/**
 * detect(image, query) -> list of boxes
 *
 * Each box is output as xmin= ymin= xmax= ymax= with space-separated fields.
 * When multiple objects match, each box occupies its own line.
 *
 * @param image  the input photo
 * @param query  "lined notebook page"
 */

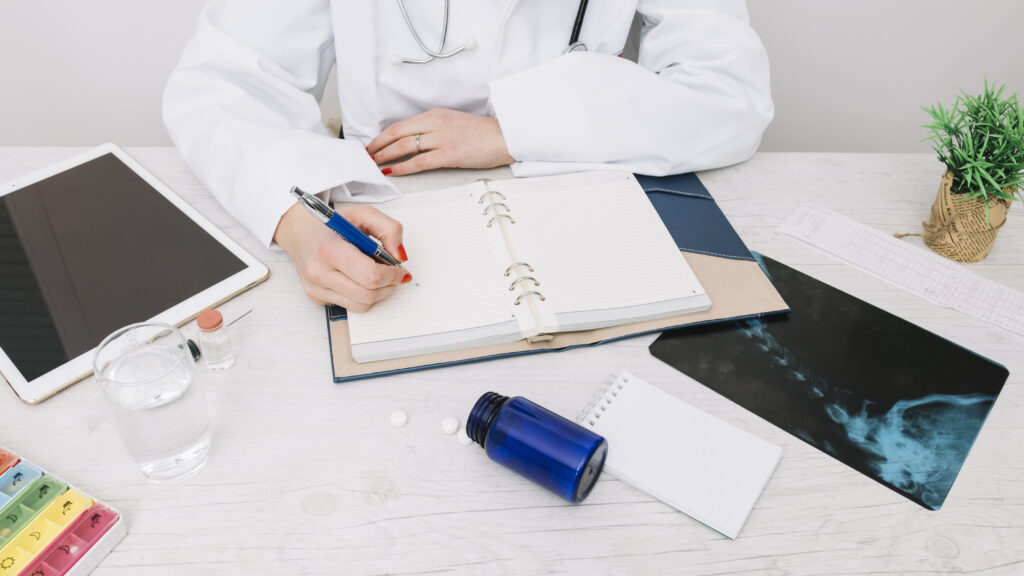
xmin=345 ymin=184 xmax=516 ymax=351
xmin=582 ymin=371 xmax=782 ymax=539
xmin=495 ymin=172 xmax=708 ymax=325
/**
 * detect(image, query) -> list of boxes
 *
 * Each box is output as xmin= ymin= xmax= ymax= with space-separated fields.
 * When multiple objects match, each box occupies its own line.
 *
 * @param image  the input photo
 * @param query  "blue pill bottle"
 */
xmin=466 ymin=392 xmax=608 ymax=502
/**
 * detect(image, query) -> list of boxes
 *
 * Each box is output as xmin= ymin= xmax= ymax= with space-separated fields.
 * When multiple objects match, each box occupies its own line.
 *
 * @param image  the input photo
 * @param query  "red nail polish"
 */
xmin=371 ymin=155 xmax=375 ymax=161
xmin=382 ymin=167 xmax=393 ymax=175
xmin=401 ymin=273 xmax=412 ymax=284
xmin=398 ymin=244 xmax=408 ymax=262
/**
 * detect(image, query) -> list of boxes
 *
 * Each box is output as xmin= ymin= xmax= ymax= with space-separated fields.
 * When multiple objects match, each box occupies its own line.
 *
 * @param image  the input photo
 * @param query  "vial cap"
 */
xmin=197 ymin=309 xmax=224 ymax=331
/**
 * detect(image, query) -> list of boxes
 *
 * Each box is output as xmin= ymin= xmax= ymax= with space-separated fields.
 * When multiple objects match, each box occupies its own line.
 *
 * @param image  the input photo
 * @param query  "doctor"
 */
xmin=164 ymin=0 xmax=773 ymax=312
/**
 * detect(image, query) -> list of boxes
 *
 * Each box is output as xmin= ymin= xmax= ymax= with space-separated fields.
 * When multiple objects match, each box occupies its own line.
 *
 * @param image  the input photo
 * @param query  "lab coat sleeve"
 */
xmin=163 ymin=0 xmax=396 ymax=248
xmin=489 ymin=0 xmax=773 ymax=177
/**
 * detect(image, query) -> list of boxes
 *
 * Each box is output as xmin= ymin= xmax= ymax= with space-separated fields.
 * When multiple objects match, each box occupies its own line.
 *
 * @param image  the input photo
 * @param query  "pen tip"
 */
xmin=289 ymin=186 xmax=303 ymax=198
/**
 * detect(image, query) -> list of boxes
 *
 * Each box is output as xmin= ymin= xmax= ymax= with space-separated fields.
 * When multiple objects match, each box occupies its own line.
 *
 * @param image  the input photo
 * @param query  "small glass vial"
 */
xmin=196 ymin=309 xmax=235 ymax=371
xmin=466 ymin=392 xmax=607 ymax=503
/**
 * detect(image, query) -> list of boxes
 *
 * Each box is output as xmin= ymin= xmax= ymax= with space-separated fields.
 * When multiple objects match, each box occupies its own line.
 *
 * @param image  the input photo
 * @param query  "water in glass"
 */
xmin=97 ymin=326 xmax=210 ymax=483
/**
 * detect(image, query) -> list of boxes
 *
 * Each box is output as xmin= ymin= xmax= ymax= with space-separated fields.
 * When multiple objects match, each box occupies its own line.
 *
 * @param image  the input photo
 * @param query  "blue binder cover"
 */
xmin=635 ymin=173 xmax=754 ymax=261
xmin=327 ymin=173 xmax=788 ymax=382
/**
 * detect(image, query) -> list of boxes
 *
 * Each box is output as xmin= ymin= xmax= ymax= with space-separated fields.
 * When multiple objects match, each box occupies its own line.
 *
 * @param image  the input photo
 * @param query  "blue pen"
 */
xmin=289 ymin=186 xmax=403 ymax=267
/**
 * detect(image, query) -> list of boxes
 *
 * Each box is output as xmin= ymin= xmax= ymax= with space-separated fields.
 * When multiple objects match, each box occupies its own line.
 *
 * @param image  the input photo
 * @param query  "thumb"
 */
xmin=339 ymin=205 xmax=407 ymax=262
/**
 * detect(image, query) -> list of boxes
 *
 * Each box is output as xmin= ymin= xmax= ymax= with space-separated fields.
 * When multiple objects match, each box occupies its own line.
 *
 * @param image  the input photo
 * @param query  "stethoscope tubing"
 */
xmin=569 ymin=0 xmax=589 ymax=45
xmin=396 ymin=0 xmax=466 ymax=63
xmin=396 ymin=0 xmax=589 ymax=64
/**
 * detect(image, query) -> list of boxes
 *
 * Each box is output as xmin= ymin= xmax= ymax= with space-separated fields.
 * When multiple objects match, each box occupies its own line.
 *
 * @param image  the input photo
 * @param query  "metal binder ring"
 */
xmin=504 ymin=262 xmax=535 ymax=277
xmin=508 ymin=276 xmax=540 ymax=292
xmin=486 ymin=214 xmax=515 ymax=228
xmin=514 ymin=291 xmax=546 ymax=306
xmin=477 ymin=190 xmax=506 ymax=204
xmin=482 ymin=202 xmax=511 ymax=216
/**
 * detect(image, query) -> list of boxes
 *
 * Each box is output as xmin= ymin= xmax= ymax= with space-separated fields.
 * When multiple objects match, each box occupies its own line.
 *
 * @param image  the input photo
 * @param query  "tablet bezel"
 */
xmin=0 ymin=143 xmax=269 ymax=404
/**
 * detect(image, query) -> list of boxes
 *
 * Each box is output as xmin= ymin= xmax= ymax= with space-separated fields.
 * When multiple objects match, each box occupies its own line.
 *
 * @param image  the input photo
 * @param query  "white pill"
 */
xmin=441 ymin=416 xmax=459 ymax=435
xmin=390 ymin=410 xmax=409 ymax=428
xmin=456 ymin=428 xmax=473 ymax=446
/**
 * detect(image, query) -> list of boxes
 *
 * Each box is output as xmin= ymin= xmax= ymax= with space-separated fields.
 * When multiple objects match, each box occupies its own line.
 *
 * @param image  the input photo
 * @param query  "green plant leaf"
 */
xmin=922 ymin=80 xmax=1024 ymax=207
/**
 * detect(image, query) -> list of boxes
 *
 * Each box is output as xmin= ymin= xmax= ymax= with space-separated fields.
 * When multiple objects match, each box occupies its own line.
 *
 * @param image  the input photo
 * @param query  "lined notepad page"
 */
xmin=582 ymin=371 xmax=782 ymax=539
xmin=346 ymin=184 xmax=516 ymax=351
xmin=497 ymin=172 xmax=709 ymax=326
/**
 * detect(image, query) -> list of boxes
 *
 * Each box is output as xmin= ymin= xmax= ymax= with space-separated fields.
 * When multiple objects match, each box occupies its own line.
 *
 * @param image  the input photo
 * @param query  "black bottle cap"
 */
xmin=186 ymin=339 xmax=201 ymax=361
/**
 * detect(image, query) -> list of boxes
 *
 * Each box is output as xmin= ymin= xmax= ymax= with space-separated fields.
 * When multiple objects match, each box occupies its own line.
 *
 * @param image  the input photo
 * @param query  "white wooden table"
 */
xmin=2 ymin=148 xmax=1022 ymax=575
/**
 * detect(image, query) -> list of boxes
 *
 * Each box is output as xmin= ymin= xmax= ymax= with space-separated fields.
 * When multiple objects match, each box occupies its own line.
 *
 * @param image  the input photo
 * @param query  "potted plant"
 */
xmin=921 ymin=81 xmax=1024 ymax=262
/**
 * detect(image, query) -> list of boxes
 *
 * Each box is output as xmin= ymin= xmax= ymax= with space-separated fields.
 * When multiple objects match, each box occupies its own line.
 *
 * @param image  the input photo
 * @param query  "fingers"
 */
xmin=319 ymin=235 xmax=407 ymax=290
xmin=372 ymin=134 xmax=426 ymax=166
xmin=366 ymin=109 xmax=439 ymax=155
xmin=302 ymin=240 xmax=409 ymax=311
xmin=304 ymin=267 xmax=400 ymax=311
xmin=385 ymin=150 xmax=447 ymax=176
xmin=338 ymin=205 xmax=407 ymax=260
xmin=280 ymin=203 xmax=412 ymax=311
xmin=369 ymin=109 xmax=514 ymax=174
xmin=303 ymin=282 xmax=395 ymax=313
xmin=365 ymin=125 xmax=408 ymax=157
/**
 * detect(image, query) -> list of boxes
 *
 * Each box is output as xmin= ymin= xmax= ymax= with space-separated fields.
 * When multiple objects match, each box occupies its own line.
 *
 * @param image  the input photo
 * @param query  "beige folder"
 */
xmin=329 ymin=252 xmax=788 ymax=381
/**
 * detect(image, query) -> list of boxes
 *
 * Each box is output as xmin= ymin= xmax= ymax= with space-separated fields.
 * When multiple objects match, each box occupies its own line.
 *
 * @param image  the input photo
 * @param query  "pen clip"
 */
xmin=290 ymin=186 xmax=334 ymax=221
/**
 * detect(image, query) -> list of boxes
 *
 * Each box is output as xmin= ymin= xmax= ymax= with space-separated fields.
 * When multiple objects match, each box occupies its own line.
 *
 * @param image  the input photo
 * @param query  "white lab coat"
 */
xmin=163 ymin=0 xmax=773 ymax=247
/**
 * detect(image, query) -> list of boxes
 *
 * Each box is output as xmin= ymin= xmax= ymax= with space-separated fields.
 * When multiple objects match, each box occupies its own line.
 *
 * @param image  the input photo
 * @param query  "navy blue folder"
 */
xmin=327 ymin=173 xmax=788 ymax=382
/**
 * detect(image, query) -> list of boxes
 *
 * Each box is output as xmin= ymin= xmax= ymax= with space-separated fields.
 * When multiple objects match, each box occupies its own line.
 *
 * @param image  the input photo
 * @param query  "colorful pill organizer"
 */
xmin=0 ymin=448 xmax=126 ymax=575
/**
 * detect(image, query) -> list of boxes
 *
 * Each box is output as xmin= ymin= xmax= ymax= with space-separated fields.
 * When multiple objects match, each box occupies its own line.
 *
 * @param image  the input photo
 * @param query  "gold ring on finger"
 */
xmin=415 ymin=133 xmax=422 ymax=153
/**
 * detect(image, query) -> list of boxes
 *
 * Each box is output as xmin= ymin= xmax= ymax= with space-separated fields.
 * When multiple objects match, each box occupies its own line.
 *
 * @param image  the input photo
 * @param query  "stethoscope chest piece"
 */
xmin=563 ymin=41 xmax=587 ymax=55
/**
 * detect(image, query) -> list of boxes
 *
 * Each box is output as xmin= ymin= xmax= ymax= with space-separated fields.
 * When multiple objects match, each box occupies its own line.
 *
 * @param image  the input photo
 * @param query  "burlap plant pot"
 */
xmin=922 ymin=169 xmax=1010 ymax=262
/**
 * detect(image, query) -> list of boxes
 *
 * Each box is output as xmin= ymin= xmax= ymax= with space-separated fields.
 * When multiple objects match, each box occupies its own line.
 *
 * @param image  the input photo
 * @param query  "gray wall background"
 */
xmin=1 ymin=1 xmax=1022 ymax=152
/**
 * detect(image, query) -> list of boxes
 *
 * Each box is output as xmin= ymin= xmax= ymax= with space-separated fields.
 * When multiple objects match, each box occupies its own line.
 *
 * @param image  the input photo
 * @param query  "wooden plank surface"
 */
xmin=1 ymin=148 xmax=1021 ymax=575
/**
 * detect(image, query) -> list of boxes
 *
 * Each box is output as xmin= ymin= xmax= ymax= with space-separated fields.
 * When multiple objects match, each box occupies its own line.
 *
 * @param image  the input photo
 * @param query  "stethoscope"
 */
xmin=392 ymin=0 xmax=590 ymax=65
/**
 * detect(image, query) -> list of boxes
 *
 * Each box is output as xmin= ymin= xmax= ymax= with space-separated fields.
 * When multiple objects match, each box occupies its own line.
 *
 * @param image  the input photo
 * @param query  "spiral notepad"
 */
xmin=580 ymin=371 xmax=782 ymax=538
xmin=345 ymin=172 xmax=711 ymax=363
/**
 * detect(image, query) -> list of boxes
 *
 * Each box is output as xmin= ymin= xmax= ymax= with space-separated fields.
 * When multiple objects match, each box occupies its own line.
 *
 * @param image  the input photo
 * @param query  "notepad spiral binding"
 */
xmin=577 ymin=373 xmax=629 ymax=427
xmin=477 ymin=181 xmax=547 ymax=310
xmin=504 ymin=262 xmax=545 ymax=306
xmin=477 ymin=187 xmax=515 ymax=228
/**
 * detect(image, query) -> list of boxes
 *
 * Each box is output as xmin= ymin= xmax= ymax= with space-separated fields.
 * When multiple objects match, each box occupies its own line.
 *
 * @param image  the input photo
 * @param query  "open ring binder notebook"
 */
xmin=326 ymin=171 xmax=790 ymax=381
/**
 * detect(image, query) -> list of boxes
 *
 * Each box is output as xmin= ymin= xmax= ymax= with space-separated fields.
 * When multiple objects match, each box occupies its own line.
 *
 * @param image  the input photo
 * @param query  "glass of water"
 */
xmin=94 ymin=322 xmax=210 ymax=484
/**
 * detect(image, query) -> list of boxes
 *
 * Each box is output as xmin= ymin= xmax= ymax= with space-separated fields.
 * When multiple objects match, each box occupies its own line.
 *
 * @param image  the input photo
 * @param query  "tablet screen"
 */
xmin=0 ymin=153 xmax=247 ymax=381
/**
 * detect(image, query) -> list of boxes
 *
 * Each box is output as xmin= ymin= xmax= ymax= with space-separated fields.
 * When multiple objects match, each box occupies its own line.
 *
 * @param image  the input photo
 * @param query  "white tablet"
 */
xmin=0 ymin=144 xmax=269 ymax=404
